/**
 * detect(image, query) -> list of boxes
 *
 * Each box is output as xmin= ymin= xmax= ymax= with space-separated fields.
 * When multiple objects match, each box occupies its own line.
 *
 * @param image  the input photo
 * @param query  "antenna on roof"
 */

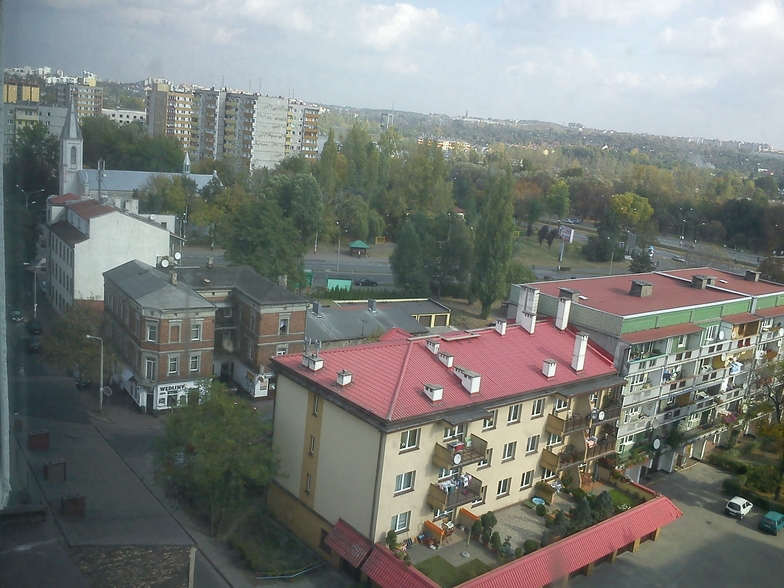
xmin=304 ymin=337 xmax=311 ymax=353
xmin=315 ymin=340 xmax=322 ymax=357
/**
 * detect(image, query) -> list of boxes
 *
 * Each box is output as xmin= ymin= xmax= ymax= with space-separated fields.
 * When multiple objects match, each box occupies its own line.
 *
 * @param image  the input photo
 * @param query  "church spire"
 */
xmin=59 ymin=95 xmax=83 ymax=195
xmin=61 ymin=95 xmax=83 ymax=141
xmin=183 ymin=151 xmax=191 ymax=174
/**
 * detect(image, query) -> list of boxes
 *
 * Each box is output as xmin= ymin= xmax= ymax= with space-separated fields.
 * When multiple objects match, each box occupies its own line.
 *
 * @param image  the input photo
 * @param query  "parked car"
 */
xmin=27 ymin=337 xmax=42 ymax=353
xmin=27 ymin=319 xmax=43 ymax=334
xmin=672 ymin=255 xmax=686 ymax=263
xmin=9 ymin=310 xmax=23 ymax=323
xmin=725 ymin=496 xmax=753 ymax=519
xmin=758 ymin=511 xmax=784 ymax=535
xmin=566 ymin=218 xmax=582 ymax=224
xmin=354 ymin=277 xmax=378 ymax=287
xmin=75 ymin=375 xmax=91 ymax=389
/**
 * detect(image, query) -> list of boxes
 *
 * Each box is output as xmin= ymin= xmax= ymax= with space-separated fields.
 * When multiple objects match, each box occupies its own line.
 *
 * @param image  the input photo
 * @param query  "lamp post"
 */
xmin=608 ymin=237 xmax=615 ymax=276
xmin=16 ymin=185 xmax=45 ymax=211
xmin=86 ymin=335 xmax=104 ymax=413
xmin=22 ymin=263 xmax=37 ymax=319
xmin=336 ymin=221 xmax=341 ymax=274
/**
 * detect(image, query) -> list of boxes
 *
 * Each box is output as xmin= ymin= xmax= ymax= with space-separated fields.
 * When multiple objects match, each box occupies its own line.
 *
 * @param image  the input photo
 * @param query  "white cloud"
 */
xmin=551 ymin=0 xmax=685 ymax=24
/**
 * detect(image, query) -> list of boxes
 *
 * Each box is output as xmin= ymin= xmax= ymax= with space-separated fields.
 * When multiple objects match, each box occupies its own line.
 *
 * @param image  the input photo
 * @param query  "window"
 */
xmin=309 ymin=435 xmax=316 ymax=455
xmin=146 ymin=322 xmax=158 ymax=342
xmin=521 ymin=470 xmax=534 ymax=489
xmin=483 ymin=410 xmax=497 ymax=430
xmin=676 ymin=334 xmax=687 ymax=348
xmin=496 ymin=477 xmax=511 ymax=497
xmin=276 ymin=344 xmax=288 ymax=356
xmin=478 ymin=448 xmax=492 ymax=468
xmin=170 ymin=324 xmax=181 ymax=343
xmin=705 ymin=325 xmax=718 ymax=342
xmin=541 ymin=468 xmax=556 ymax=480
xmin=433 ymin=507 xmax=455 ymax=520
xmin=70 ymin=146 xmax=76 ymax=165
xmin=623 ymin=406 xmax=640 ymax=423
xmin=145 ymin=358 xmax=156 ymax=381
xmin=526 ymin=435 xmax=540 ymax=454
xmin=305 ymin=473 xmax=312 ymax=494
xmin=630 ymin=373 xmax=646 ymax=385
xmin=555 ymin=398 xmax=569 ymax=411
xmin=248 ymin=341 xmax=254 ymax=361
xmin=312 ymin=394 xmax=320 ymax=416
xmin=394 ymin=471 xmax=415 ymax=494
xmin=279 ymin=315 xmax=290 ymax=334
xmin=443 ymin=424 xmax=465 ymax=441
xmin=400 ymin=428 xmax=420 ymax=451
xmin=391 ymin=511 xmax=410 ymax=533
xmin=191 ymin=322 xmax=202 ymax=341
xmin=438 ymin=466 xmax=460 ymax=480
xmin=168 ymin=356 xmax=179 ymax=375
xmin=223 ymin=307 xmax=233 ymax=318
xmin=502 ymin=441 xmax=517 ymax=461
xmin=473 ymin=485 xmax=488 ymax=505
xmin=547 ymin=432 xmax=563 ymax=447
xmin=531 ymin=398 xmax=545 ymax=417
xmin=507 ymin=404 xmax=522 ymax=424
xmin=190 ymin=354 xmax=200 ymax=372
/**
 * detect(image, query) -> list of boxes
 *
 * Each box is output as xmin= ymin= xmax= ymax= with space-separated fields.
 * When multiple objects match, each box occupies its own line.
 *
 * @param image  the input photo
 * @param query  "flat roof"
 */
xmin=721 ymin=312 xmax=760 ymax=325
xmin=755 ymin=305 xmax=784 ymax=319
xmin=622 ymin=323 xmax=704 ymax=345
xmin=664 ymin=267 xmax=784 ymax=297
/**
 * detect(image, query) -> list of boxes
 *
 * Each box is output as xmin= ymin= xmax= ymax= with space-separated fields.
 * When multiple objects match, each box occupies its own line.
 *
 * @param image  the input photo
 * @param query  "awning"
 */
xmin=442 ymin=406 xmax=492 ymax=426
xmin=554 ymin=375 xmax=627 ymax=398
xmin=721 ymin=312 xmax=760 ymax=325
xmin=755 ymin=305 xmax=784 ymax=319
xmin=622 ymin=323 xmax=704 ymax=345
xmin=323 ymin=519 xmax=372 ymax=568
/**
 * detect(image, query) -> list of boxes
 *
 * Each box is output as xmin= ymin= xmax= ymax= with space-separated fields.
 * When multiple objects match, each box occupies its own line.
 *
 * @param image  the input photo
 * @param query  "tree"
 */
xmin=759 ymin=256 xmax=784 ymax=284
xmin=754 ymin=358 xmax=784 ymax=425
xmin=153 ymin=381 xmax=280 ymax=537
xmin=423 ymin=213 xmax=472 ymax=297
xmin=545 ymin=180 xmax=571 ymax=219
xmin=755 ymin=421 xmax=784 ymax=502
xmin=5 ymin=121 xmax=59 ymax=202
xmin=266 ymin=174 xmax=323 ymax=244
xmin=609 ymin=192 xmax=654 ymax=231
xmin=472 ymin=166 xmax=515 ymax=318
xmin=389 ymin=222 xmax=429 ymax=296
xmin=537 ymin=225 xmax=549 ymax=246
xmin=567 ymin=497 xmax=594 ymax=534
xmin=139 ymin=175 xmax=196 ymax=215
xmin=316 ymin=129 xmax=338 ymax=199
xmin=628 ymin=250 xmax=655 ymax=273
xmin=221 ymin=199 xmax=306 ymax=287
xmin=592 ymin=490 xmax=614 ymax=522
xmin=42 ymin=302 xmax=105 ymax=381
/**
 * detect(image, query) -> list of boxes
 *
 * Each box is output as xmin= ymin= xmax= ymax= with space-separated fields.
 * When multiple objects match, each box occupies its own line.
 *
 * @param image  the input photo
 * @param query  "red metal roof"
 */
xmin=378 ymin=327 xmax=412 ymax=342
xmin=755 ymin=305 xmax=784 ymax=319
xmin=66 ymin=199 xmax=116 ymax=219
xmin=324 ymin=519 xmax=372 ymax=568
xmin=457 ymin=495 xmax=682 ymax=588
xmin=361 ymin=543 xmax=439 ymax=588
xmin=273 ymin=321 xmax=617 ymax=423
xmin=48 ymin=193 xmax=80 ymax=204
xmin=721 ymin=312 xmax=760 ymax=325
xmin=622 ymin=323 xmax=704 ymax=344
xmin=664 ymin=267 xmax=784 ymax=296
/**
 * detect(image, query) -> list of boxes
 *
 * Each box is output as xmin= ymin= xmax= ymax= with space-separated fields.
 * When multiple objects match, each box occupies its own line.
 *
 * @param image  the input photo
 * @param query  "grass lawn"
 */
xmin=511 ymin=234 xmax=610 ymax=273
xmin=416 ymin=556 xmax=493 ymax=588
xmin=609 ymin=488 xmax=642 ymax=511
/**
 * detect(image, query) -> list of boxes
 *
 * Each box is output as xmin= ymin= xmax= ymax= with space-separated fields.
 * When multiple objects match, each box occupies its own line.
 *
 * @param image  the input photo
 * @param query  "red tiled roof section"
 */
xmin=273 ymin=321 xmax=617 ymax=423
xmin=535 ymin=271 xmax=744 ymax=316
xmin=457 ymin=495 xmax=683 ymax=588
xmin=67 ymin=199 xmax=116 ymax=219
xmin=48 ymin=193 xmax=80 ymax=204
xmin=361 ymin=543 xmax=439 ymax=588
xmin=721 ymin=312 xmax=760 ymax=325
xmin=622 ymin=323 xmax=703 ymax=344
xmin=324 ymin=519 xmax=372 ymax=568
xmin=378 ymin=327 xmax=412 ymax=342
xmin=755 ymin=305 xmax=784 ymax=319
xmin=664 ymin=267 xmax=784 ymax=296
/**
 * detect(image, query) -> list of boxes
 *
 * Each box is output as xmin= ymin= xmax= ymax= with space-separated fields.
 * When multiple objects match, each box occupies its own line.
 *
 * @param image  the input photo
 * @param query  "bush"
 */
xmin=746 ymin=465 xmax=779 ymax=494
xmin=490 ymin=531 xmax=502 ymax=552
xmin=480 ymin=511 xmax=497 ymax=532
xmin=570 ymin=487 xmax=587 ymax=501
xmin=722 ymin=476 xmax=744 ymax=496
xmin=385 ymin=530 xmax=398 ymax=551
xmin=708 ymin=452 xmax=749 ymax=475
xmin=535 ymin=503 xmax=547 ymax=517
xmin=523 ymin=539 xmax=539 ymax=555
xmin=515 ymin=546 xmax=524 ymax=559
xmin=471 ymin=520 xmax=483 ymax=539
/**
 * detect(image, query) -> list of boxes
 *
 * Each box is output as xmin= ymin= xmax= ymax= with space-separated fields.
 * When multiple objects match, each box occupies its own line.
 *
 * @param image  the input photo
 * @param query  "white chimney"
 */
xmin=337 ymin=369 xmax=352 ymax=387
xmin=455 ymin=366 xmax=481 ymax=394
xmin=517 ymin=310 xmax=536 ymax=334
xmin=438 ymin=351 xmax=454 ymax=368
xmin=571 ymin=332 xmax=589 ymax=372
xmin=555 ymin=298 xmax=572 ymax=331
xmin=519 ymin=285 xmax=540 ymax=315
xmin=301 ymin=352 xmax=324 ymax=372
xmin=543 ymin=359 xmax=557 ymax=378
xmin=426 ymin=339 xmax=440 ymax=355
xmin=423 ymin=383 xmax=443 ymax=402
xmin=495 ymin=320 xmax=507 ymax=336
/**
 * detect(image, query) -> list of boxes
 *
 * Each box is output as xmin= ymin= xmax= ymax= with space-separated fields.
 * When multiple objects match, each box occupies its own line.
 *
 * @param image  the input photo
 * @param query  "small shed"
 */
xmin=348 ymin=240 xmax=370 ymax=258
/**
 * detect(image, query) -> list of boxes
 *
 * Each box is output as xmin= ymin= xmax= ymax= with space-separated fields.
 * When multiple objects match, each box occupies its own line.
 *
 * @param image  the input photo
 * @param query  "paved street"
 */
xmin=571 ymin=463 xmax=783 ymax=588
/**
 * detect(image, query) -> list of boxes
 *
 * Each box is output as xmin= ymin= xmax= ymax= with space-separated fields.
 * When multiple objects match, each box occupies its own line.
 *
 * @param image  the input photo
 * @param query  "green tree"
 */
xmin=266 ymin=174 xmax=323 ymax=244
xmin=567 ymin=497 xmax=594 ymax=534
xmin=628 ymin=250 xmax=655 ymax=273
xmin=754 ymin=358 xmax=784 ymax=425
xmin=545 ymin=179 xmax=571 ymax=219
xmin=5 ymin=122 xmax=59 ymax=201
xmin=592 ymin=491 xmax=614 ymax=522
xmin=758 ymin=256 xmax=784 ymax=284
xmin=389 ymin=221 xmax=429 ymax=296
xmin=221 ymin=199 xmax=306 ymax=287
xmin=153 ymin=381 xmax=280 ymax=537
xmin=609 ymin=192 xmax=654 ymax=231
xmin=42 ymin=303 xmax=106 ymax=381
xmin=472 ymin=167 xmax=515 ymax=318
xmin=316 ymin=129 xmax=338 ymax=199
xmin=422 ymin=213 xmax=472 ymax=297
xmin=755 ymin=422 xmax=784 ymax=501
xmin=140 ymin=175 xmax=197 ymax=214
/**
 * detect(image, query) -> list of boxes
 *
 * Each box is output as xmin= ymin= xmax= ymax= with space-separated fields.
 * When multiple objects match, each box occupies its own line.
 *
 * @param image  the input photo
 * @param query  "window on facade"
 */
xmin=526 ymin=435 xmax=540 ymax=454
xmin=547 ymin=432 xmax=563 ymax=447
xmin=433 ymin=506 xmax=455 ymax=520
xmin=276 ymin=344 xmax=288 ymax=356
xmin=223 ymin=307 xmax=233 ymax=318
xmin=309 ymin=435 xmax=316 ymax=455
xmin=623 ymin=406 xmax=641 ymax=423
xmin=473 ymin=485 xmax=488 ymax=506
xmin=168 ymin=356 xmax=179 ymax=375
xmin=191 ymin=322 xmax=202 ymax=341
xmin=438 ymin=466 xmax=460 ymax=480
xmin=677 ymin=334 xmax=687 ymax=348
xmin=531 ymin=398 xmax=545 ymax=417
xmin=502 ymin=442 xmax=517 ymax=461
xmin=248 ymin=341 xmax=253 ymax=361
xmin=541 ymin=468 xmax=556 ymax=480
xmin=312 ymin=394 xmax=320 ymax=416
xmin=70 ymin=146 xmax=76 ymax=165
xmin=145 ymin=358 xmax=156 ymax=381
xmin=394 ymin=471 xmax=415 ymax=494
xmin=279 ymin=315 xmax=290 ymax=335
xmin=555 ymin=398 xmax=569 ymax=411
xmin=391 ymin=511 xmax=410 ymax=533
xmin=705 ymin=325 xmax=718 ymax=342
xmin=478 ymin=448 xmax=492 ymax=468
xmin=399 ymin=428 xmax=420 ymax=451
xmin=521 ymin=470 xmax=534 ymax=489
xmin=496 ymin=477 xmax=511 ymax=497
xmin=170 ymin=324 xmax=181 ymax=343
xmin=146 ymin=322 xmax=157 ymax=342
xmin=443 ymin=424 xmax=465 ymax=441
xmin=483 ymin=410 xmax=497 ymax=430
xmin=190 ymin=354 xmax=200 ymax=372
xmin=507 ymin=404 xmax=522 ymax=423
xmin=305 ymin=473 xmax=312 ymax=494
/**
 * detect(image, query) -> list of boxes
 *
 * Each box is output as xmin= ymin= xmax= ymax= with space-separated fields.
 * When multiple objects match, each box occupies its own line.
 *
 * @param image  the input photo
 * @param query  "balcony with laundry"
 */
xmin=431 ymin=434 xmax=488 ymax=470
xmin=426 ymin=473 xmax=483 ymax=511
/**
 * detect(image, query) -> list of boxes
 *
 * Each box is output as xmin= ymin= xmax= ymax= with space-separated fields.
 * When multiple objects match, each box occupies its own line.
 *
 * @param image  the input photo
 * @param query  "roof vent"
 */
xmin=629 ymin=280 xmax=653 ymax=297
xmin=559 ymin=288 xmax=581 ymax=303
xmin=170 ymin=271 xmax=178 ymax=285
xmin=423 ymin=383 xmax=443 ymax=402
xmin=691 ymin=275 xmax=710 ymax=290
xmin=203 ymin=278 xmax=211 ymax=284
xmin=745 ymin=270 xmax=760 ymax=282
xmin=336 ymin=369 xmax=352 ymax=387
xmin=495 ymin=320 xmax=507 ymax=336
xmin=368 ymin=299 xmax=378 ymax=313
xmin=426 ymin=339 xmax=440 ymax=355
xmin=312 ymin=301 xmax=323 ymax=317
xmin=438 ymin=351 xmax=454 ymax=368
xmin=543 ymin=359 xmax=557 ymax=378
xmin=454 ymin=366 xmax=481 ymax=394
xmin=301 ymin=352 xmax=324 ymax=372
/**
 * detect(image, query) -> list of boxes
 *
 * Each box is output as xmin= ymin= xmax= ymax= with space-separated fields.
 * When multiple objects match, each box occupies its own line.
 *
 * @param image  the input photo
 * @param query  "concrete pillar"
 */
xmin=608 ymin=549 xmax=619 ymax=563
xmin=583 ymin=561 xmax=595 ymax=576
xmin=631 ymin=537 xmax=641 ymax=553
xmin=651 ymin=527 xmax=661 ymax=541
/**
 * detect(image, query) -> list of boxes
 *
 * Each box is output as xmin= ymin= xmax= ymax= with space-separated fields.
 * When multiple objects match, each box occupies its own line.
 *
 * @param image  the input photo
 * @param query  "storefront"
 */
xmin=155 ymin=380 xmax=199 ymax=409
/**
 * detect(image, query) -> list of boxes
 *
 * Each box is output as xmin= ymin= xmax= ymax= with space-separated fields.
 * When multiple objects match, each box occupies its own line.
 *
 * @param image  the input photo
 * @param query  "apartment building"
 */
xmin=55 ymin=83 xmax=103 ymax=120
xmin=146 ymin=83 xmax=195 ymax=151
xmin=286 ymin=100 xmax=320 ymax=160
xmin=104 ymin=260 xmax=216 ymax=411
xmin=514 ymin=268 xmax=784 ymax=481
xmin=3 ymin=80 xmax=40 ymax=103
xmin=268 ymin=317 xmax=624 ymax=558
xmin=102 ymin=108 xmax=146 ymax=125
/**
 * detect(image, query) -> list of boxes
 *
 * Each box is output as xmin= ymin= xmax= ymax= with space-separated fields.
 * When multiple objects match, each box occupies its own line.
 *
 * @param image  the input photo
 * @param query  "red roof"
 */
xmin=48 ymin=193 xmax=80 ymax=204
xmin=273 ymin=321 xmax=617 ymax=423
xmin=755 ymin=305 xmax=784 ymax=319
xmin=664 ymin=267 xmax=784 ymax=296
xmin=361 ymin=543 xmax=439 ymax=588
xmin=324 ymin=519 xmax=372 ymax=568
xmin=66 ymin=199 xmax=116 ymax=219
xmin=721 ymin=312 xmax=760 ymax=325
xmin=622 ymin=323 xmax=704 ymax=344
xmin=378 ymin=327 xmax=412 ymax=342
xmin=457 ymin=495 xmax=682 ymax=588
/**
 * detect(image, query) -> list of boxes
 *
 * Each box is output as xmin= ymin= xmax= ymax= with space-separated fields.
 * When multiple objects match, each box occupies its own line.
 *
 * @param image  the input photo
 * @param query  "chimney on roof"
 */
xmin=495 ymin=320 xmax=507 ymax=336
xmin=423 ymin=383 xmax=443 ymax=402
xmin=170 ymin=271 xmax=178 ymax=285
xmin=278 ymin=274 xmax=288 ymax=289
xmin=312 ymin=301 xmax=322 ymax=317
xmin=426 ymin=339 xmax=440 ymax=355
xmin=454 ymin=366 xmax=481 ymax=394
xmin=515 ymin=285 xmax=539 ymax=334
xmin=745 ymin=270 xmax=760 ymax=282
xmin=543 ymin=359 xmax=557 ymax=378
xmin=368 ymin=299 xmax=377 ymax=313
xmin=555 ymin=297 xmax=572 ymax=331
xmin=629 ymin=280 xmax=653 ymax=297
xmin=558 ymin=288 xmax=580 ymax=303
xmin=207 ymin=256 xmax=214 ymax=268
xmin=571 ymin=332 xmax=589 ymax=372
xmin=336 ymin=369 xmax=352 ymax=387
xmin=301 ymin=352 xmax=324 ymax=372
xmin=438 ymin=351 xmax=454 ymax=368
xmin=691 ymin=275 xmax=709 ymax=289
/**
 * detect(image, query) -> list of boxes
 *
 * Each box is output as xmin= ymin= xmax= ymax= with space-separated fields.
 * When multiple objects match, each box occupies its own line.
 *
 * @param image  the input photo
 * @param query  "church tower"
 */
xmin=183 ymin=151 xmax=191 ymax=174
xmin=59 ymin=97 xmax=83 ymax=195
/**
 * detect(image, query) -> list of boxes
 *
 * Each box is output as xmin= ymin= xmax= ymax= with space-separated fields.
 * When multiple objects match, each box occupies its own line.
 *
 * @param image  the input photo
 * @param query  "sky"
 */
xmin=5 ymin=1 xmax=784 ymax=147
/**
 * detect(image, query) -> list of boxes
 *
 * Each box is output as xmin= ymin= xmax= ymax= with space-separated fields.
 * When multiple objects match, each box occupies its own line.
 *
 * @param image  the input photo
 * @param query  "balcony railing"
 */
xmin=426 ymin=475 xmax=483 ymax=511
xmin=431 ymin=435 xmax=488 ymax=470
xmin=585 ymin=435 xmax=617 ymax=460
xmin=540 ymin=446 xmax=583 ymax=472
xmin=545 ymin=412 xmax=590 ymax=436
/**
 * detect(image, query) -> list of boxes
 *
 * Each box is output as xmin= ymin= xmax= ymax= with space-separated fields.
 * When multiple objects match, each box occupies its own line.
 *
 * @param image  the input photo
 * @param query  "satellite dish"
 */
xmin=652 ymin=438 xmax=661 ymax=450
xmin=160 ymin=257 xmax=170 ymax=268
xmin=597 ymin=410 xmax=606 ymax=421
xmin=173 ymin=251 xmax=182 ymax=261
xmin=718 ymin=331 xmax=725 ymax=341
xmin=149 ymin=214 xmax=156 ymax=221
xmin=778 ymin=328 xmax=784 ymax=338
xmin=590 ymin=409 xmax=599 ymax=420
xmin=721 ymin=353 xmax=728 ymax=362
xmin=453 ymin=453 xmax=462 ymax=465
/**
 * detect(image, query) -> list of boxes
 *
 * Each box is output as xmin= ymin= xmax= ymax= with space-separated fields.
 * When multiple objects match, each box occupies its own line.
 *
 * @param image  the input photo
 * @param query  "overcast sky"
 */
xmin=5 ymin=1 xmax=784 ymax=147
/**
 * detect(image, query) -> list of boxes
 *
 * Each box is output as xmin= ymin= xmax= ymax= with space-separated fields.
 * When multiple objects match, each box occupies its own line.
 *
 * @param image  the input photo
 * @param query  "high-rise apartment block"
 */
xmin=55 ymin=83 xmax=103 ymax=120
xmin=286 ymin=100 xmax=320 ymax=160
xmin=146 ymin=83 xmax=195 ymax=152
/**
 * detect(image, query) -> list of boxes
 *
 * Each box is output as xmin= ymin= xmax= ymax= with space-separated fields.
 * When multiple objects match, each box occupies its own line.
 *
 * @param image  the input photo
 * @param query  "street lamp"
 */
xmin=22 ymin=262 xmax=37 ymax=319
xmin=336 ymin=221 xmax=341 ymax=274
xmin=85 ymin=335 xmax=104 ymax=413
xmin=16 ymin=185 xmax=45 ymax=210
xmin=607 ymin=237 xmax=615 ymax=276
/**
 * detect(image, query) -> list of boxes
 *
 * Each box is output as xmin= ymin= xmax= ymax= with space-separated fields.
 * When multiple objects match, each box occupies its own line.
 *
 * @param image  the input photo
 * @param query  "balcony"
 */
xmin=426 ymin=475 xmax=483 ymax=511
xmin=585 ymin=435 xmax=617 ymax=460
xmin=431 ymin=435 xmax=488 ymax=470
xmin=545 ymin=412 xmax=590 ymax=436
xmin=540 ymin=446 xmax=583 ymax=472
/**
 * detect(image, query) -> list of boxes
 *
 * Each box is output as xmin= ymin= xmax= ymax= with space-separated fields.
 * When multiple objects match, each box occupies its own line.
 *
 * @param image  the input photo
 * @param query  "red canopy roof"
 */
xmin=361 ymin=543 xmax=439 ymax=588
xmin=622 ymin=323 xmax=704 ymax=344
xmin=323 ymin=519 xmax=372 ymax=568
xmin=721 ymin=312 xmax=760 ymax=325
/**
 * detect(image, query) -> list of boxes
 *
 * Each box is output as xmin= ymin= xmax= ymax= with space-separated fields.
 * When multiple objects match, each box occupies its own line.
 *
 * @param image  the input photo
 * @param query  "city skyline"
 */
xmin=5 ymin=1 xmax=784 ymax=148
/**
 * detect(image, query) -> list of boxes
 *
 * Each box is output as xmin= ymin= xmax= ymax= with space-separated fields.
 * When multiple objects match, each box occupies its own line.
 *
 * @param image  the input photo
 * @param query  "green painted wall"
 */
xmin=721 ymin=300 xmax=751 ymax=316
